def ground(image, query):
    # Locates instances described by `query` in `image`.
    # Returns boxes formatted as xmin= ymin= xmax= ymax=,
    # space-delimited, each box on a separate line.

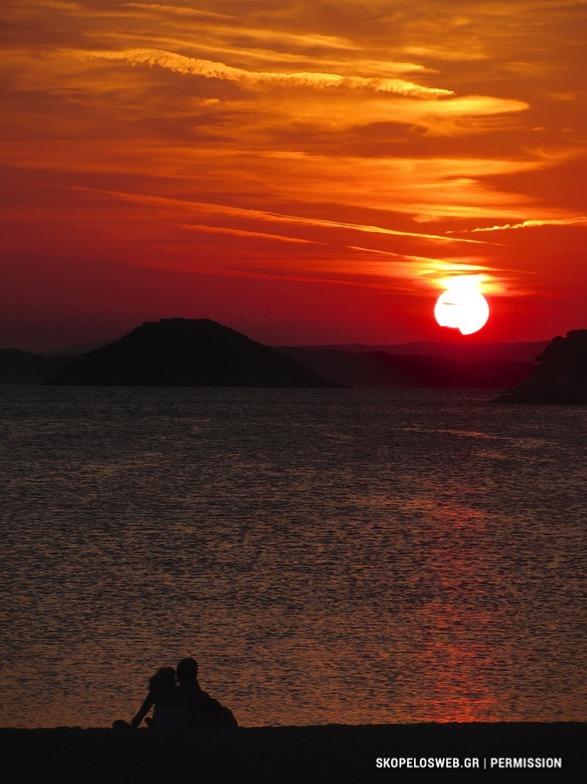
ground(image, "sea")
xmin=0 ymin=385 xmax=585 ymax=729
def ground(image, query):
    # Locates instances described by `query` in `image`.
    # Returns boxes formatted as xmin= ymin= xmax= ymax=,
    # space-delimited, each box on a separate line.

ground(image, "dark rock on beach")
xmin=494 ymin=330 xmax=587 ymax=404
xmin=46 ymin=318 xmax=341 ymax=387
xmin=0 ymin=723 xmax=583 ymax=784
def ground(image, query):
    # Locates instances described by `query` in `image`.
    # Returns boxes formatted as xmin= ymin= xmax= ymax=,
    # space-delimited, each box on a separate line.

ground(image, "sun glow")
xmin=434 ymin=276 xmax=490 ymax=335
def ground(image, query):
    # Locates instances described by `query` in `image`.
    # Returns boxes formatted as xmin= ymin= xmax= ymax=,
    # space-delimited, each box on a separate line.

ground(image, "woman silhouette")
xmin=130 ymin=667 xmax=190 ymax=729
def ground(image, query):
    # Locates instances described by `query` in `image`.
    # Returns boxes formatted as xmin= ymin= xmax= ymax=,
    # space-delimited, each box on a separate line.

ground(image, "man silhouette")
xmin=176 ymin=658 xmax=209 ymax=726
xmin=176 ymin=657 xmax=238 ymax=728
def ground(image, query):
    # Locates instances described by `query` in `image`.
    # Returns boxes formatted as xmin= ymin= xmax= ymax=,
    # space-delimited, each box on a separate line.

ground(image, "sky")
xmin=1 ymin=0 xmax=586 ymax=350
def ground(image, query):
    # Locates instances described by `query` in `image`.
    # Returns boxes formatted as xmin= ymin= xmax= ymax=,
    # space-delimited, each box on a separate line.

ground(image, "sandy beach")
xmin=1 ymin=723 xmax=583 ymax=783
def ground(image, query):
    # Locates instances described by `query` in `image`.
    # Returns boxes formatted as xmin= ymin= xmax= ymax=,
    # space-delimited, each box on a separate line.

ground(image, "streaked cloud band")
xmin=68 ymin=47 xmax=454 ymax=98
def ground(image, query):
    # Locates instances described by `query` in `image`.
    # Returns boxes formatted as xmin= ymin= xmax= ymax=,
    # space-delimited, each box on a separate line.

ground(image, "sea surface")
xmin=0 ymin=386 xmax=585 ymax=728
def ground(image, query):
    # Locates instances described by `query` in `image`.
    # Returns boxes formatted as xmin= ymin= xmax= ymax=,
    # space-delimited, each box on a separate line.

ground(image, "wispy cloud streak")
xmin=347 ymin=246 xmax=515 ymax=293
xmin=459 ymin=217 xmax=587 ymax=233
xmin=180 ymin=223 xmax=320 ymax=245
xmin=68 ymin=47 xmax=454 ymax=98
xmin=68 ymin=185 xmax=489 ymax=245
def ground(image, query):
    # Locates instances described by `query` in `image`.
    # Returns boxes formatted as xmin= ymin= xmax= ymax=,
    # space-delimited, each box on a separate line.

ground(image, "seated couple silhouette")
xmin=124 ymin=657 xmax=237 ymax=730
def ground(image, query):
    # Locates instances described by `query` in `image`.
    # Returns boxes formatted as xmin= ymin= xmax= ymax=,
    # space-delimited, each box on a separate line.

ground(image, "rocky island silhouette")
xmin=45 ymin=318 xmax=340 ymax=387
xmin=495 ymin=330 xmax=587 ymax=404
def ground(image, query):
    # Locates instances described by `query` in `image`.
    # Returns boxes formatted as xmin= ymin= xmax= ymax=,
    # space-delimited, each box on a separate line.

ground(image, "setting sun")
xmin=434 ymin=277 xmax=490 ymax=335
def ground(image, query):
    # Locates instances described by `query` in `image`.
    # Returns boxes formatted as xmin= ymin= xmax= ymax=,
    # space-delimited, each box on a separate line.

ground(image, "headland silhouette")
xmin=495 ymin=330 xmax=587 ymax=404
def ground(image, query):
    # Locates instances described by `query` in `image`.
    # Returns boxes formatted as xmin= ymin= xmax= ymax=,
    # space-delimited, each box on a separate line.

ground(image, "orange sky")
xmin=2 ymin=0 xmax=586 ymax=349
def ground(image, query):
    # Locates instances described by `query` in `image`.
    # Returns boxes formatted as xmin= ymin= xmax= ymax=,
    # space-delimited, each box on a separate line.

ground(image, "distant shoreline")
xmin=1 ymin=722 xmax=583 ymax=783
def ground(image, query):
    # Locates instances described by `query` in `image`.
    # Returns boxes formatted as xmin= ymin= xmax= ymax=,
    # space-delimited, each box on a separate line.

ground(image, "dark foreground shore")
xmin=1 ymin=723 xmax=583 ymax=783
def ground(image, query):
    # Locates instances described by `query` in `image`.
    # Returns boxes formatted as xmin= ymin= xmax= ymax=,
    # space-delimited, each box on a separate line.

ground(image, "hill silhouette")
xmin=46 ymin=318 xmax=340 ymax=387
xmin=0 ymin=349 xmax=73 ymax=384
xmin=1 ymin=323 xmax=542 ymax=388
xmin=286 ymin=340 xmax=548 ymax=363
xmin=279 ymin=347 xmax=533 ymax=388
xmin=0 ymin=323 xmax=566 ymax=390
xmin=495 ymin=330 xmax=587 ymax=403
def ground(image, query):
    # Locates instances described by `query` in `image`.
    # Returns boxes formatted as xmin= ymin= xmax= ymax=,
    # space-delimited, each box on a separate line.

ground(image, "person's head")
xmin=149 ymin=667 xmax=176 ymax=691
xmin=177 ymin=657 xmax=198 ymax=684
